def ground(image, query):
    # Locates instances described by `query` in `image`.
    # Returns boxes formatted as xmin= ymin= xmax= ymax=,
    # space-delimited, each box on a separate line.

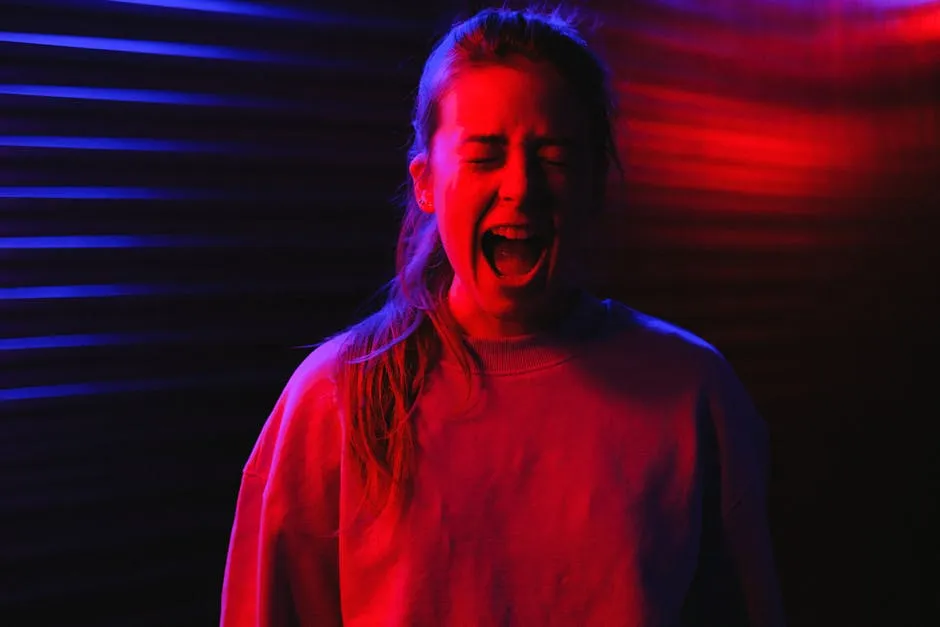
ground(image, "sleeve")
xmin=220 ymin=351 xmax=344 ymax=627
xmin=682 ymin=355 xmax=787 ymax=627
xmin=220 ymin=471 xmax=298 ymax=627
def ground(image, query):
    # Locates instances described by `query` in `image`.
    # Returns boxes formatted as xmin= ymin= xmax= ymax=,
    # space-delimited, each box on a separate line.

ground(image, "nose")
xmin=498 ymin=149 xmax=547 ymax=208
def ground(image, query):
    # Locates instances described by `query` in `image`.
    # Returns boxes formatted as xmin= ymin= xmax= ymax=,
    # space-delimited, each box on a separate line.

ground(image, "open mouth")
xmin=481 ymin=226 xmax=553 ymax=281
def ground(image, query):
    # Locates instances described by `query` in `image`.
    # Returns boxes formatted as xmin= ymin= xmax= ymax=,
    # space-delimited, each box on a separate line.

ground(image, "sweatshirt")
xmin=220 ymin=292 xmax=786 ymax=626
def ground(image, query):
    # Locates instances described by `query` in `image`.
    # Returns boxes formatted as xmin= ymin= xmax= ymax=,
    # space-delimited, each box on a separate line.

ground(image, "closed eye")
xmin=538 ymin=147 xmax=571 ymax=167
xmin=465 ymin=157 xmax=502 ymax=170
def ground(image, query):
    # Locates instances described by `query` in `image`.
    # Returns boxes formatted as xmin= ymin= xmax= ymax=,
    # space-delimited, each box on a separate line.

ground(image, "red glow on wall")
xmin=609 ymin=1 xmax=939 ymax=213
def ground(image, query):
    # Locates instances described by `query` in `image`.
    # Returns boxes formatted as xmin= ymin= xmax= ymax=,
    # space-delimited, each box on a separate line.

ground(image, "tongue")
xmin=493 ymin=238 xmax=542 ymax=277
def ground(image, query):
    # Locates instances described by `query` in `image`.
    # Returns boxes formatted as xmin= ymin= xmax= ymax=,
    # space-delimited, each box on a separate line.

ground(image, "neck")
xmin=447 ymin=285 xmax=583 ymax=340
xmin=440 ymin=289 xmax=610 ymax=375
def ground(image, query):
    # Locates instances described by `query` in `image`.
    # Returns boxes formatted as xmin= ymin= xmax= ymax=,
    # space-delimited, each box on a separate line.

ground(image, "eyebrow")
xmin=460 ymin=135 xmax=577 ymax=148
xmin=462 ymin=134 xmax=506 ymax=147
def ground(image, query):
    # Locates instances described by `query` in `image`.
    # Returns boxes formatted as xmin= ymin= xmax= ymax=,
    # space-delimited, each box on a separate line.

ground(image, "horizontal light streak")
xmin=0 ymin=373 xmax=273 ymax=402
xmin=0 ymin=332 xmax=187 ymax=350
xmin=0 ymin=85 xmax=285 ymax=107
xmin=109 ymin=0 xmax=343 ymax=22
xmin=0 ymin=235 xmax=237 ymax=249
xmin=0 ymin=279 xmax=349 ymax=300
xmin=107 ymin=0 xmax=422 ymax=30
xmin=0 ymin=31 xmax=300 ymax=63
xmin=0 ymin=284 xmax=171 ymax=299
xmin=0 ymin=136 xmax=240 ymax=152
xmin=0 ymin=187 xmax=224 ymax=199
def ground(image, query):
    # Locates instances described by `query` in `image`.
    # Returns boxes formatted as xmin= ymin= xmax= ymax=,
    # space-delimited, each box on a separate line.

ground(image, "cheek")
xmin=552 ymin=169 xmax=597 ymax=251
xmin=546 ymin=176 xmax=583 ymax=232
xmin=433 ymin=172 xmax=490 ymax=274
xmin=556 ymin=163 xmax=600 ymax=216
xmin=435 ymin=170 xmax=493 ymax=235
xmin=437 ymin=164 xmax=493 ymax=204
xmin=555 ymin=162 xmax=594 ymax=197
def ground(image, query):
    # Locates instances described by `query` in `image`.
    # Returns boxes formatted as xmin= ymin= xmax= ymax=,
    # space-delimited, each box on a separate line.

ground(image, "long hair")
xmin=331 ymin=5 xmax=623 ymax=517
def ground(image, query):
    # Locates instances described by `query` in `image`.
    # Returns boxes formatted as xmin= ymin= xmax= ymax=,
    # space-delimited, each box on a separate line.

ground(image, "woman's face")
xmin=410 ymin=58 xmax=600 ymax=338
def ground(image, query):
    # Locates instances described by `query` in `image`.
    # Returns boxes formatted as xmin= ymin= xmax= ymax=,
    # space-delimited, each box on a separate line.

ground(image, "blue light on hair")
xmin=107 ymin=0 xmax=422 ymax=29
xmin=0 ymin=85 xmax=283 ymax=107
xmin=0 ymin=31 xmax=298 ymax=63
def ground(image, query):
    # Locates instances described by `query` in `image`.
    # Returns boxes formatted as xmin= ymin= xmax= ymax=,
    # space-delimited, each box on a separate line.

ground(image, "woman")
xmin=221 ymin=6 xmax=787 ymax=626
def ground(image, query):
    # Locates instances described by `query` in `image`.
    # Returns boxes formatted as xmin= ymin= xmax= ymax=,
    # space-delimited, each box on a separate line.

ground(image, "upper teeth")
xmin=490 ymin=225 xmax=536 ymax=240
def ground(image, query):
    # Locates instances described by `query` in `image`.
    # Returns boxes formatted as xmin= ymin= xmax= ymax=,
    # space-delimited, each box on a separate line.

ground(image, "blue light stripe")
xmin=109 ymin=0 xmax=334 ymax=21
xmin=107 ymin=0 xmax=421 ymax=29
xmin=0 ymin=136 xmax=237 ymax=152
xmin=0 ymin=382 xmax=144 ymax=401
xmin=0 ymin=235 xmax=236 ymax=249
xmin=0 ymin=373 xmax=274 ymax=402
xmin=0 ymin=285 xmax=166 ymax=299
xmin=0 ymin=85 xmax=282 ymax=107
xmin=0 ymin=280 xmax=330 ymax=300
xmin=0 ymin=187 xmax=223 ymax=199
xmin=0 ymin=332 xmax=186 ymax=351
xmin=0 ymin=31 xmax=298 ymax=63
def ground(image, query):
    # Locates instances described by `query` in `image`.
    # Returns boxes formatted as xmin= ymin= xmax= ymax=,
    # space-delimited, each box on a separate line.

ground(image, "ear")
xmin=408 ymin=153 xmax=434 ymax=214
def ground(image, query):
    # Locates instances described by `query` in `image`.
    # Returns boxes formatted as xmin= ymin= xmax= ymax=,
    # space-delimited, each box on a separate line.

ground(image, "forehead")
xmin=436 ymin=60 xmax=586 ymax=141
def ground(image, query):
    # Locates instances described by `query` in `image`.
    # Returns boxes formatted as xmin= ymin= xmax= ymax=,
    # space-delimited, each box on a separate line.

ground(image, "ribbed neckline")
xmin=442 ymin=291 xmax=611 ymax=375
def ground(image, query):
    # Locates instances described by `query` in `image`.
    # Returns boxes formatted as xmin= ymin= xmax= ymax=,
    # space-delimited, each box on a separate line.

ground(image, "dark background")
xmin=2 ymin=0 xmax=937 ymax=625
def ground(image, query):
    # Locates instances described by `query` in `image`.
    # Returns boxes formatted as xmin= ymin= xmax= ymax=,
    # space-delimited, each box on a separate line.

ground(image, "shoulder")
xmin=242 ymin=332 xmax=352 ymax=480
xmin=602 ymin=299 xmax=768 ymax=482
xmin=284 ymin=332 xmax=352 ymax=402
xmin=594 ymin=298 xmax=761 ymax=418
xmin=600 ymin=298 xmax=727 ymax=375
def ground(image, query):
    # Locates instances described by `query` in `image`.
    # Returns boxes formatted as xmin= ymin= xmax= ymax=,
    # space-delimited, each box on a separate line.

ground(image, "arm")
xmin=221 ymin=472 xmax=299 ymax=627
xmin=683 ymin=356 xmax=787 ymax=627
xmin=221 ymin=345 xmax=346 ymax=627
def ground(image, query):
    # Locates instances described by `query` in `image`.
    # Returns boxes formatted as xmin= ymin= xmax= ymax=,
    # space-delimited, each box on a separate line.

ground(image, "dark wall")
xmin=2 ymin=0 xmax=937 ymax=625
xmin=1 ymin=1 xmax=455 ymax=624
xmin=580 ymin=1 xmax=938 ymax=625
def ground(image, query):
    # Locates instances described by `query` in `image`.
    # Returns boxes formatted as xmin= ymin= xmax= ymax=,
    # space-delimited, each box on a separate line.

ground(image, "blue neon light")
xmin=0 ymin=187 xmax=222 ymax=199
xmin=0 ymin=333 xmax=185 ymax=351
xmin=0 ymin=372 xmax=274 ymax=402
xmin=107 ymin=0 xmax=420 ymax=29
xmin=0 ymin=235 xmax=234 ymax=249
xmin=0 ymin=285 xmax=164 ymax=300
xmin=109 ymin=0 xmax=331 ymax=21
xmin=0 ymin=85 xmax=280 ymax=107
xmin=0 ymin=379 xmax=183 ymax=401
xmin=0 ymin=382 xmax=135 ymax=401
xmin=0 ymin=31 xmax=297 ymax=63
xmin=0 ymin=280 xmax=318 ymax=300
xmin=0 ymin=136 xmax=236 ymax=152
